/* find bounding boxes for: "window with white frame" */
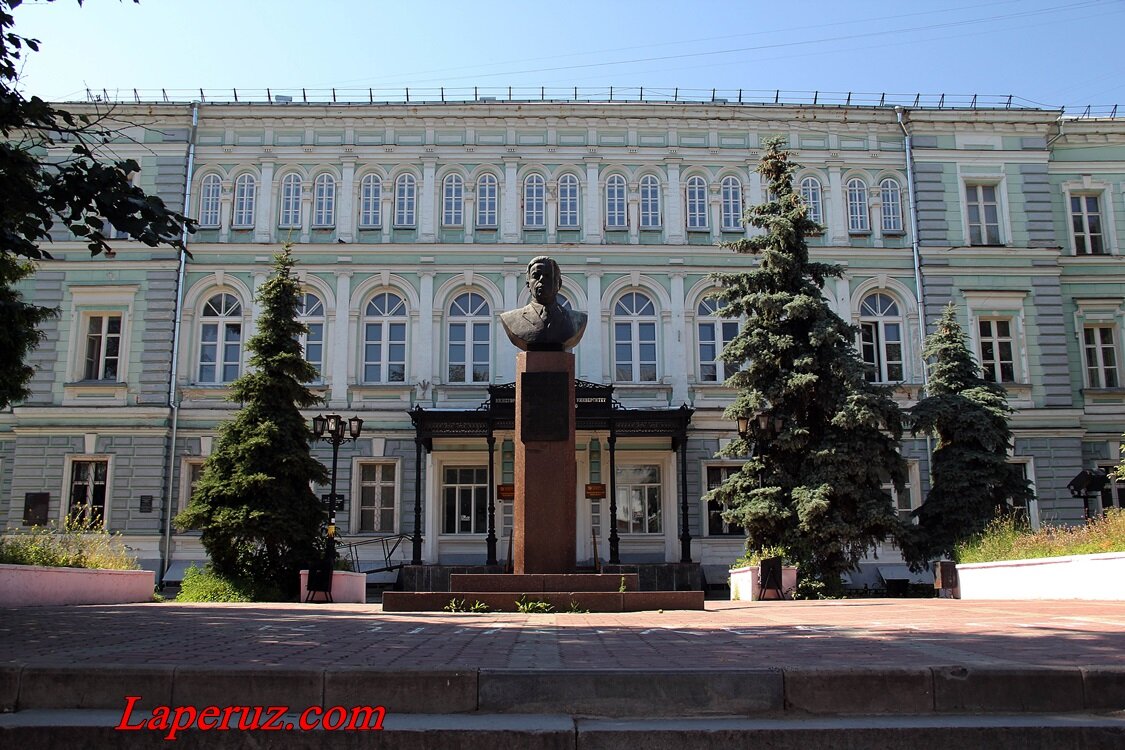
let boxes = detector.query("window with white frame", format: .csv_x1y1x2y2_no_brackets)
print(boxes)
615,464,662,534
198,293,242,384
881,461,918,524
859,293,904,383
977,317,1016,383
83,313,122,381
476,174,498,228
297,291,325,380
706,465,744,535
68,458,108,526
1083,325,1120,388
442,466,488,534
1071,193,1106,255
639,174,661,229
180,458,204,513
721,176,743,230
686,175,708,230
394,174,416,227
359,174,382,227
846,177,870,233
799,176,823,226
523,174,545,228
880,178,904,233
605,174,627,229
232,174,256,228
448,292,491,384
965,183,1002,245
697,297,738,383
613,292,657,382
442,174,464,227
1009,459,1037,527
278,173,302,228
198,174,221,227
362,292,407,383
558,174,580,228
357,462,397,533
312,174,336,227
1097,461,1123,516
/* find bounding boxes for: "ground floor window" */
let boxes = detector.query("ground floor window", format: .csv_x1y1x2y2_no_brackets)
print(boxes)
69,459,108,525
882,461,919,524
705,465,744,535
358,462,397,533
1098,462,1123,516
615,464,662,534
180,458,204,513
442,466,488,534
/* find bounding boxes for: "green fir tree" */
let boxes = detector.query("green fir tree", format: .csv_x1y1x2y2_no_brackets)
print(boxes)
0,255,55,408
707,137,907,588
902,303,1033,567
176,246,328,599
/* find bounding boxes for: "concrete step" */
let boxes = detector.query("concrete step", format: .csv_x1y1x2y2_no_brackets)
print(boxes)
448,573,640,592
381,590,705,612
1,710,1123,749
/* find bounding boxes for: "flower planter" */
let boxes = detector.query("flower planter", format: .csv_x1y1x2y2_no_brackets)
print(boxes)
299,569,367,603
729,564,798,601
0,563,155,607
956,551,1125,601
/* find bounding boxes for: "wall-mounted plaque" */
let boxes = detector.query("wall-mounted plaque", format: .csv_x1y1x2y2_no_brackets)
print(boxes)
585,483,607,499
23,493,49,526
497,483,515,500
520,372,569,442
138,495,154,513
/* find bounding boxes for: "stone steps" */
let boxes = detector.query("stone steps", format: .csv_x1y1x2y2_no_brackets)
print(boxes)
381,590,704,612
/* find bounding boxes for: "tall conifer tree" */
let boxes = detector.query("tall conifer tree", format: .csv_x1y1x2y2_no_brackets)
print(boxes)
176,246,328,598
902,303,1032,566
708,138,907,586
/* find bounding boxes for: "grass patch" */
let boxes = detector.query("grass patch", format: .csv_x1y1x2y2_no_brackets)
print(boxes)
956,509,1125,564
0,518,139,570
175,564,256,602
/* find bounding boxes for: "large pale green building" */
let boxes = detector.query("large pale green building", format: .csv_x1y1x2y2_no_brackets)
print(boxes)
3,98,1123,588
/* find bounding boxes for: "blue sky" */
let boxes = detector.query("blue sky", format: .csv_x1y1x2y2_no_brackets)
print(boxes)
13,0,1125,111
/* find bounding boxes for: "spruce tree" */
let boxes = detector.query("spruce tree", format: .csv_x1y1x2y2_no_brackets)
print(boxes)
176,246,328,598
902,303,1033,566
708,138,907,587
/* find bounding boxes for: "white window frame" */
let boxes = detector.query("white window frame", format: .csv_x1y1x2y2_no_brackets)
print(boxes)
439,462,490,535
882,460,921,525
359,174,382,228
447,292,491,384
703,463,745,536
476,173,499,229
962,179,1007,246
523,173,546,228
198,174,221,228
179,457,205,514
696,296,739,383
720,176,744,231
605,174,627,229
1082,324,1121,389
964,291,1030,386
362,291,409,384
977,316,1018,384
880,177,904,234
614,462,665,535
232,173,256,228
312,173,336,227
685,175,708,231
442,173,464,228
61,454,113,527
1074,299,1125,390
858,292,905,383
278,173,302,228
394,173,417,228
297,291,326,382
352,458,400,534
557,174,580,228
1009,456,1039,530
846,177,870,233
82,312,124,382
67,287,136,387
197,292,244,385
799,176,823,226
639,174,662,229
612,291,658,383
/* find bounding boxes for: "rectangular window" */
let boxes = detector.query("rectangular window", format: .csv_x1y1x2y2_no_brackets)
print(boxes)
557,178,580,228
882,465,917,524
83,314,122,381
442,466,488,534
978,317,1016,383
1071,194,1105,255
199,321,242,384
860,321,904,383
180,459,204,513
966,183,1002,245
447,322,490,383
1084,325,1119,388
615,464,662,534
706,465,744,535
358,462,397,533
69,459,108,525
698,320,739,383
301,322,324,381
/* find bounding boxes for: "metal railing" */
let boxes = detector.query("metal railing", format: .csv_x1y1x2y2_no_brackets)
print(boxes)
337,533,411,575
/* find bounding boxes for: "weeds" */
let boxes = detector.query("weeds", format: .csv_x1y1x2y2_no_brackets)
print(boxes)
956,509,1125,563
515,596,554,613
0,517,138,570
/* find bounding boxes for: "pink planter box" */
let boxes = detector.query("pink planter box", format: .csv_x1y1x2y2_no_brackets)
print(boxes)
298,569,367,603
729,565,799,601
0,563,155,606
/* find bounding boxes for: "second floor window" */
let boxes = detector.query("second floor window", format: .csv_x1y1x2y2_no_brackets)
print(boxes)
394,174,416,227
448,292,490,384
966,184,1001,245
477,174,498,228
558,174,580,228
1084,325,1119,388
232,174,256,227
279,173,302,228
359,174,382,227
198,174,221,227
199,293,242,384
613,291,657,382
605,174,627,229
1071,194,1105,254
312,174,336,227
297,292,324,380
639,174,661,229
847,178,870,233
84,314,122,381
880,178,903,233
721,176,743,230
363,292,407,383
859,292,904,383
442,174,464,227
686,175,708,230
697,298,738,383
523,174,545,228
978,317,1016,383
799,176,823,226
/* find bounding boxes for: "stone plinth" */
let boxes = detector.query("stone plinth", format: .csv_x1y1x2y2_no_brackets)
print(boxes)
449,573,639,593
514,350,576,574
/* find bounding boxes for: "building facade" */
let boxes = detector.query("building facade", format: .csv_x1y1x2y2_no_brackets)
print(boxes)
2,99,1123,585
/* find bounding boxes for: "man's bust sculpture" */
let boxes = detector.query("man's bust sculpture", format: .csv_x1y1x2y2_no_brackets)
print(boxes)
500,256,588,352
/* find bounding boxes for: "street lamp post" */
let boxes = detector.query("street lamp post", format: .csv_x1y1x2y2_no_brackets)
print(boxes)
311,413,364,566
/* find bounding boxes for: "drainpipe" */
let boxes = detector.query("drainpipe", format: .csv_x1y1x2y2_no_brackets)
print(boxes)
159,101,199,588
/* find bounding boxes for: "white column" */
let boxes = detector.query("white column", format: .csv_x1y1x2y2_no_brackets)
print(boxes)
420,160,437,243
584,161,601,244
627,181,640,244
464,187,476,244
380,185,393,244
871,186,885,247
502,161,520,242
708,184,722,243
666,161,684,244
583,271,603,382
546,182,558,244
218,179,232,243
255,161,275,243
418,271,435,387
827,165,846,244
338,160,355,242
299,182,312,243
501,271,521,383
330,272,351,407
668,272,688,404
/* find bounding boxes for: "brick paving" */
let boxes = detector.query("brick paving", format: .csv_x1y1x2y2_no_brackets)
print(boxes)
1,598,1123,671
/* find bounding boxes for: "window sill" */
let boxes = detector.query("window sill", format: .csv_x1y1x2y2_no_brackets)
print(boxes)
352,383,414,406
62,381,128,406
848,230,872,237
180,385,235,404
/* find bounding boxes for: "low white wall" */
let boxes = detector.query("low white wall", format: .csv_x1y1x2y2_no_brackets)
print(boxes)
299,569,367,603
729,565,799,601
0,564,155,606
957,551,1125,600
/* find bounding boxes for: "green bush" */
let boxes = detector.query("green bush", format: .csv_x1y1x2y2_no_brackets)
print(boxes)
176,565,257,602
731,545,790,569
956,509,1125,563
0,518,138,570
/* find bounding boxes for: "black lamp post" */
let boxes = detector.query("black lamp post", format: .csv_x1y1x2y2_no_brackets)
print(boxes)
311,413,364,565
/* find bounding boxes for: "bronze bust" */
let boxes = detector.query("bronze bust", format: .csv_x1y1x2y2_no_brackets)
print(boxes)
500,256,588,352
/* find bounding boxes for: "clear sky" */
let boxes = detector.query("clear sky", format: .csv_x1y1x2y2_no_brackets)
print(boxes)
11,0,1125,111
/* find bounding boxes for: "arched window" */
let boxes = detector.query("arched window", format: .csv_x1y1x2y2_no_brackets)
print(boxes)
639,174,661,229
605,174,627,229
859,292,904,382
198,174,221,227
448,292,491,384
198,293,242,384
297,292,325,380
697,297,739,383
686,175,708,230
312,174,336,227
613,292,657,382
720,176,743,230
442,174,464,227
394,174,416,227
477,174,498,228
523,174,545,228
880,178,903,233
847,178,870,233
232,174,256,228
363,292,407,383
359,174,382,228
799,176,824,226
279,173,302,228
557,174,580,228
